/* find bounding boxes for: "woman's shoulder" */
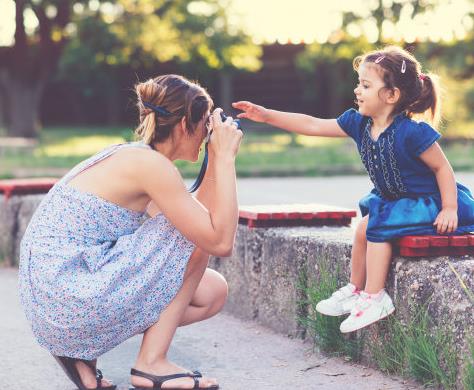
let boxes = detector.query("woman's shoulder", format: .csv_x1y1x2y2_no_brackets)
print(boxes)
110,143,179,180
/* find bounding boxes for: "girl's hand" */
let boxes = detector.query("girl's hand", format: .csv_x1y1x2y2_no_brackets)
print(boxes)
433,207,458,234
232,101,269,123
208,108,243,159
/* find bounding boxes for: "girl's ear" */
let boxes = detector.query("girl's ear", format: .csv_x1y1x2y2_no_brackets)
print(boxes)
386,87,401,105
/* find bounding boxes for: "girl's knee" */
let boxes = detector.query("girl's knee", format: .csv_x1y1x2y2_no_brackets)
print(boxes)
355,216,369,242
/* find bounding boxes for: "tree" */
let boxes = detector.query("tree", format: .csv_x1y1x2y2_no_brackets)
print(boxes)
0,0,261,136
57,0,261,124
0,0,87,137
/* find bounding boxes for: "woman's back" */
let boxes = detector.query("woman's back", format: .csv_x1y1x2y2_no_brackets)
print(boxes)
19,142,196,359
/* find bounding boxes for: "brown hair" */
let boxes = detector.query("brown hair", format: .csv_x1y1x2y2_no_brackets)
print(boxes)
134,74,213,145
353,46,441,126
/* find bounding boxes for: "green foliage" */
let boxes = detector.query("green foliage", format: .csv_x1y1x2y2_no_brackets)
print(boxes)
405,310,457,388
463,339,474,390
369,302,458,389
298,259,364,362
59,0,261,86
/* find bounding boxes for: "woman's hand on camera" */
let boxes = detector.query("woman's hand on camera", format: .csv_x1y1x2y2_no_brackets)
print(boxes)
232,100,268,123
208,108,243,159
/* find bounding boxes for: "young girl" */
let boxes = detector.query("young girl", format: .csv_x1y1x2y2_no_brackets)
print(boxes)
233,46,474,333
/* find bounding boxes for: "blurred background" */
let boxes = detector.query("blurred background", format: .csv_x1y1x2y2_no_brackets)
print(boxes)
0,0,474,179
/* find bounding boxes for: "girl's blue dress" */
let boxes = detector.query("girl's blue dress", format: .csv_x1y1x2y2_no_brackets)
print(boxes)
337,109,474,242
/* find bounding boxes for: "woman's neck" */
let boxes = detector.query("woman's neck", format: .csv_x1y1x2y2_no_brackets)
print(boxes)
153,140,178,161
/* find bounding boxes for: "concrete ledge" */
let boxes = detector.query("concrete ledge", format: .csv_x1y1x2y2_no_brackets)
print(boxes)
0,194,43,266
3,195,473,387
210,224,473,387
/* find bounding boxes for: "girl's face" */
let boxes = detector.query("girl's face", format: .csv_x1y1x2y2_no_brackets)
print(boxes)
354,62,389,117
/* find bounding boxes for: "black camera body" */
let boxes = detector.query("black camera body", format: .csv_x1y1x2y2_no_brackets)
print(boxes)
220,112,242,130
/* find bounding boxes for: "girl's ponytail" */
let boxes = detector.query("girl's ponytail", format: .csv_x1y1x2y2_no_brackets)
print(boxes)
406,73,441,127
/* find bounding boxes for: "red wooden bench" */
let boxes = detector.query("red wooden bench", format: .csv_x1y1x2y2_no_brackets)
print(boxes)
0,178,58,200
238,203,474,257
396,234,474,257
238,204,357,228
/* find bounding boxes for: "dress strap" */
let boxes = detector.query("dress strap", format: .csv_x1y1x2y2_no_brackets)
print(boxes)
59,142,151,185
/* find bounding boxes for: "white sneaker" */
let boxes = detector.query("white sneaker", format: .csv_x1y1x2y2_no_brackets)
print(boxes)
315,283,361,316
339,290,395,333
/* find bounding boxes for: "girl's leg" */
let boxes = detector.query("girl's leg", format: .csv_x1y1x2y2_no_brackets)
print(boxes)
131,248,221,389
350,216,369,290
364,241,392,294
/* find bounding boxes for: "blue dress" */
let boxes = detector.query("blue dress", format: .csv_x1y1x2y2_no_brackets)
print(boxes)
18,142,195,359
337,109,474,242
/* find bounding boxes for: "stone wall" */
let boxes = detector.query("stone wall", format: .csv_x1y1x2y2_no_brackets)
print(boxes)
2,194,473,387
210,225,474,388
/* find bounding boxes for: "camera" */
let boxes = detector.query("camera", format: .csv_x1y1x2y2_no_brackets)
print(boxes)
220,112,242,130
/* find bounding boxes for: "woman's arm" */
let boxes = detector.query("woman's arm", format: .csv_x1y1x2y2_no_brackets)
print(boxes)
137,111,242,256
232,101,347,137
419,142,458,233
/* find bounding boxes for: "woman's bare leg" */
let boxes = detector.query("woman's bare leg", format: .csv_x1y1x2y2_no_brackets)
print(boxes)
179,268,228,327
349,216,368,290
365,241,392,294
131,248,220,389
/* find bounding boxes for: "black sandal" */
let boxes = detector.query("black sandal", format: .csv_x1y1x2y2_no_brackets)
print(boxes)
52,355,117,390
130,367,219,389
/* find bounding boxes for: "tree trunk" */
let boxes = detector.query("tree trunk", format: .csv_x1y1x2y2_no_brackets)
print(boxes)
2,76,42,138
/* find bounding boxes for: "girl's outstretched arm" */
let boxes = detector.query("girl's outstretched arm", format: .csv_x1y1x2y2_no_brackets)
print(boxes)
232,101,347,138
419,142,458,234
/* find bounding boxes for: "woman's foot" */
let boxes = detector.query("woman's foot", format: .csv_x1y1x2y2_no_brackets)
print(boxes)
75,359,114,389
131,359,218,389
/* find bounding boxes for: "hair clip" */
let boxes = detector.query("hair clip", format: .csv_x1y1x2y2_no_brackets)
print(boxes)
374,55,385,64
143,102,172,117
401,59,406,73
419,73,426,81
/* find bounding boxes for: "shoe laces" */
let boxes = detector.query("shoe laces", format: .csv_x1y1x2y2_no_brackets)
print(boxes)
351,292,372,316
332,284,358,300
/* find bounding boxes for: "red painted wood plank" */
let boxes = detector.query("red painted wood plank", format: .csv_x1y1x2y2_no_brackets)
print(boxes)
0,178,57,200
398,236,430,248
429,235,449,247
449,236,469,246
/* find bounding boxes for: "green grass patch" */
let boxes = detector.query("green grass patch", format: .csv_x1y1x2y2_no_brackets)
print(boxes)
2,125,474,178
298,260,364,362
463,339,474,390
369,301,458,389
299,260,465,389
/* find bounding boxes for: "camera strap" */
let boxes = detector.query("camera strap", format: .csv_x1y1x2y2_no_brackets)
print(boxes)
188,117,242,193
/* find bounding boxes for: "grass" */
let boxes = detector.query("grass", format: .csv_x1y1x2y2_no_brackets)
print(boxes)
364,299,458,389
463,339,474,390
2,123,474,178
300,261,468,389
298,260,364,362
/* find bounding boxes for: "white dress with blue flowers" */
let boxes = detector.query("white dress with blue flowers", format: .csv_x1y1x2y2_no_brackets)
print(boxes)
18,142,195,360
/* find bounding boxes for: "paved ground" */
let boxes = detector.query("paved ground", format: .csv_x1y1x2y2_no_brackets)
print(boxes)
233,172,474,210
4,174,474,389
1,268,423,390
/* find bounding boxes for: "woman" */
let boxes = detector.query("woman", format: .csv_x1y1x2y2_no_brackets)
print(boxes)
18,74,242,389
